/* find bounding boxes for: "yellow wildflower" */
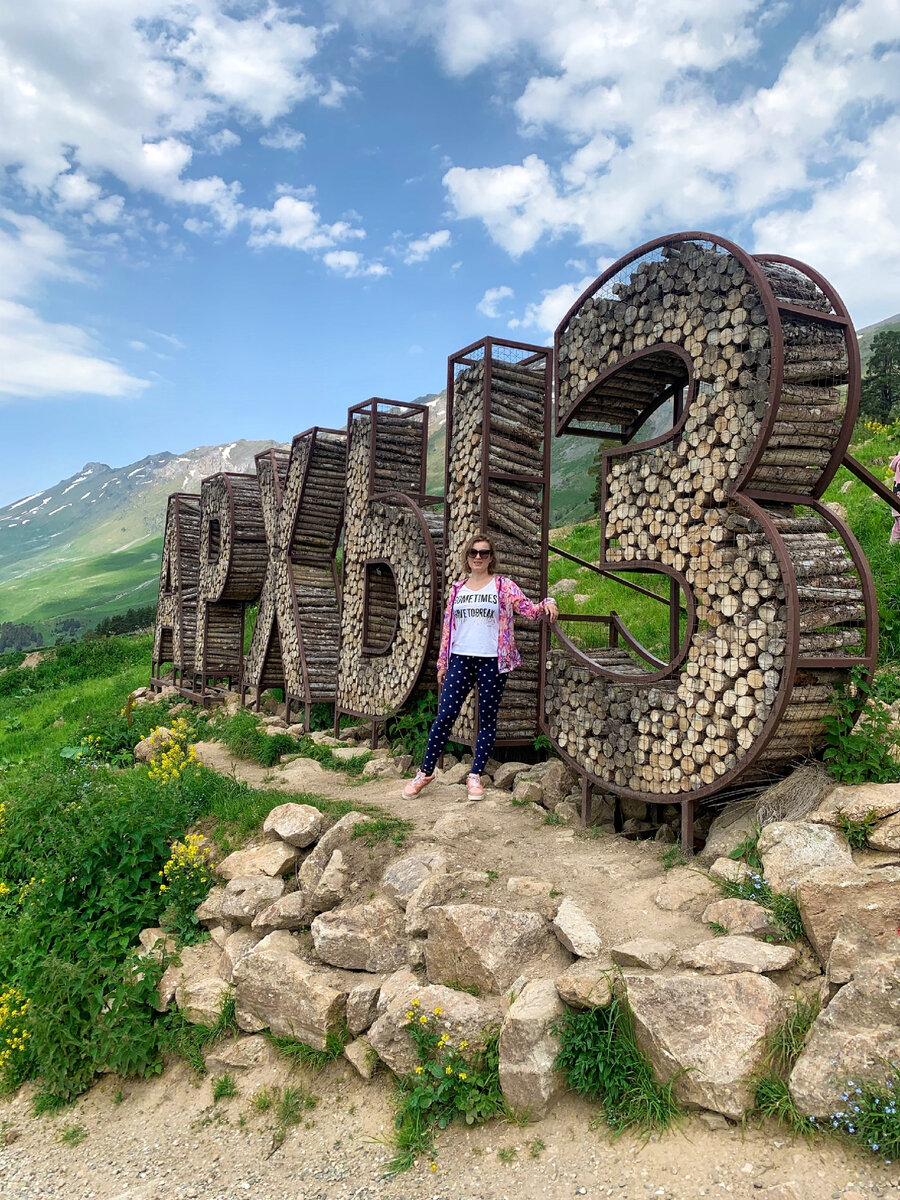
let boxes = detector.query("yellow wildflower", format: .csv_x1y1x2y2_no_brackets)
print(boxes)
411,998,420,1007
445,1066,453,1075
432,1005,443,1016
414,1066,423,1074
459,1072,467,1081
419,1015,428,1025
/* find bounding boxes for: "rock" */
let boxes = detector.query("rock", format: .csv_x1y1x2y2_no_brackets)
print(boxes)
310,850,351,912
507,876,553,899
701,899,771,936
796,864,900,963
679,936,798,975
381,853,446,908
513,779,544,805
376,967,420,1016
552,899,602,958
868,811,900,850
498,979,565,1120
299,812,368,896
233,932,349,1049
329,745,369,761
346,980,383,1034
538,760,579,808
133,726,174,763
810,783,900,825
555,958,614,1009
195,885,228,924
136,927,176,962
344,1037,376,1080
311,896,408,972
554,801,579,825
407,937,426,968
826,913,882,987
435,761,471,786
251,890,313,933
430,813,473,842
426,904,570,993
220,928,264,983
309,731,341,746
698,805,758,864
205,1034,279,1074
407,870,492,937
708,858,750,884
172,945,231,1026
492,762,530,790
367,983,502,1077
654,869,719,912
550,577,577,596
626,971,786,1118
263,803,326,847
757,821,853,894
217,842,298,881
220,876,286,925
611,939,675,971
789,953,900,1118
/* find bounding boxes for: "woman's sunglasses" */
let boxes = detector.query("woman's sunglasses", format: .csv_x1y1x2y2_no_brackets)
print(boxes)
468,549,491,558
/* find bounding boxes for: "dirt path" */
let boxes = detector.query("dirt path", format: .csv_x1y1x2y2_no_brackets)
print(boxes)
2,747,898,1200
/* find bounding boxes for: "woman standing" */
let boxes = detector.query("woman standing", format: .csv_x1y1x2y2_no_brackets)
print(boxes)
403,533,559,801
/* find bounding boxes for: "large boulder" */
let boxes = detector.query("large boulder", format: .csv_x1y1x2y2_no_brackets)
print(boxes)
551,899,602,958
232,931,350,1049
220,876,286,925
298,812,368,903
405,870,489,936
251,890,313,933
539,761,579,809
654,869,718,913
217,842,298,880
555,958,614,1009
626,971,786,1119
789,953,900,1118
825,914,882,987
164,941,231,1025
679,936,798,975
809,783,900,826
311,896,408,973
367,982,502,1077
796,864,900,964
346,979,383,1034
868,812,900,851
498,979,565,1120
381,852,446,908
698,803,757,864
220,928,264,983
309,850,351,912
757,821,853,894
205,1034,280,1074
425,904,571,993
492,762,530,790
610,939,675,971
701,898,771,936
263,803,326,847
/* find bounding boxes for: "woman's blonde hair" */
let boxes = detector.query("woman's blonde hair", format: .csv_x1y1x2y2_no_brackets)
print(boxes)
459,532,499,577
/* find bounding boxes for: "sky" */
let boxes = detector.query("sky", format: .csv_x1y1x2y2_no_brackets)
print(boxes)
1,0,899,506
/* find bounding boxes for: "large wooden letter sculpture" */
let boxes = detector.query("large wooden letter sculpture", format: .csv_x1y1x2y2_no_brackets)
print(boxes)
194,472,268,698
445,338,551,745
336,400,444,725
544,232,874,843
244,430,347,724
152,493,201,690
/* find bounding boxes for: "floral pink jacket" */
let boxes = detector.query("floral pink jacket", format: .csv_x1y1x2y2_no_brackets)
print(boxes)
437,576,549,675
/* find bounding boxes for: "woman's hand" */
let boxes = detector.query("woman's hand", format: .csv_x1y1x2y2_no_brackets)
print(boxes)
437,667,446,687
544,599,559,621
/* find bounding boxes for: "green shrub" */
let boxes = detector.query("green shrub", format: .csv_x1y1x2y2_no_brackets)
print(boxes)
750,995,820,1137
554,991,680,1134
716,871,804,942
384,694,437,764
835,807,880,849
828,1072,900,1160
266,1027,349,1071
823,669,900,784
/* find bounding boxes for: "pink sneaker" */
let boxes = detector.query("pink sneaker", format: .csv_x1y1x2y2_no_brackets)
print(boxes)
466,773,484,800
402,770,435,798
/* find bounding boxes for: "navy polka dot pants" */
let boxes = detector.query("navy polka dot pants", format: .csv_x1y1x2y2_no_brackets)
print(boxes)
421,654,507,776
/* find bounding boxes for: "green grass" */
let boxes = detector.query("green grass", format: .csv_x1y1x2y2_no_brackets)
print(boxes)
554,992,681,1135
749,995,820,1138
351,816,412,848
212,1072,237,1102
266,1028,349,1071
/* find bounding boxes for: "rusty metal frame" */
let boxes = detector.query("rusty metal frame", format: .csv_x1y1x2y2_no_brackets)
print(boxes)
345,397,431,503
446,335,552,750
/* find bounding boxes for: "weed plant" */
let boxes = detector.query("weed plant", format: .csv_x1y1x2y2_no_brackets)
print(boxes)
212,1072,237,1103
749,995,820,1137
164,994,239,1075
835,808,880,849
390,1000,505,1172
554,992,681,1135
0,635,153,700
822,669,900,784
266,1028,349,1071
716,872,804,942
351,816,412,849
827,1073,900,1161
384,694,437,764
728,826,762,871
216,709,296,767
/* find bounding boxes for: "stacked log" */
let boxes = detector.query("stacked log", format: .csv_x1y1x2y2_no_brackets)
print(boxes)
245,431,346,714
547,234,872,802
152,493,200,681
337,408,444,720
195,472,267,682
445,346,550,743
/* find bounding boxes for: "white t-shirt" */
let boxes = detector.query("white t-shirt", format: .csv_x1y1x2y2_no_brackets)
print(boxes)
450,580,500,657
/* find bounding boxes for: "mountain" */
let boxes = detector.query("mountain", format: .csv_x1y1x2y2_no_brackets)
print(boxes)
858,314,900,369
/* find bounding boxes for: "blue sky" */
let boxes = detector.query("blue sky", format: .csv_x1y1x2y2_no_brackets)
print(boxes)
1,0,899,505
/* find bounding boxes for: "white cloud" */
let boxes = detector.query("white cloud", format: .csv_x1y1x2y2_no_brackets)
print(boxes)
129,340,148,351
402,229,451,264
322,250,389,278
0,210,80,298
260,126,307,150
207,128,241,154
509,277,592,335
248,195,364,251
0,300,148,399
476,285,514,318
